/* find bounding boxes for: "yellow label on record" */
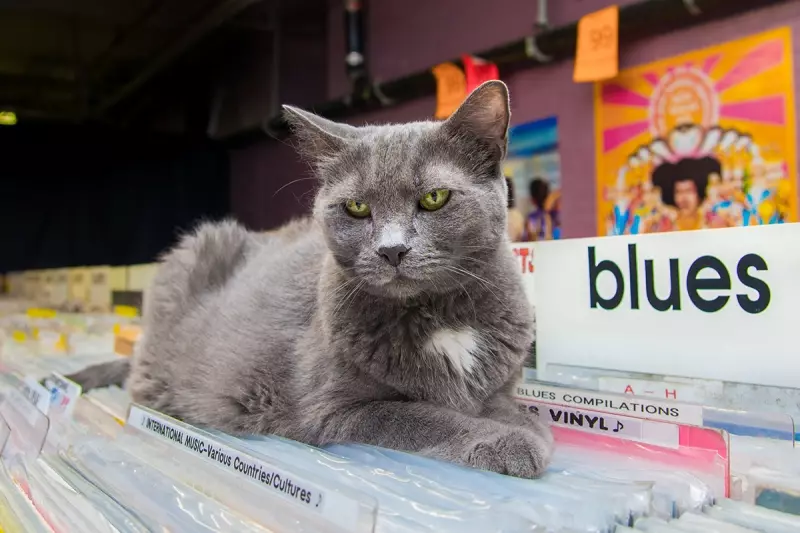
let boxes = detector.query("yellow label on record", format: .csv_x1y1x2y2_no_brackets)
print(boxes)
55,333,68,352
26,307,56,319
114,305,138,318
11,331,26,343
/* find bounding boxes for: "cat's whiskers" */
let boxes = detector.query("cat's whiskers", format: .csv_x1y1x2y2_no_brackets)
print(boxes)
459,255,496,269
294,187,319,205
272,177,318,197
299,267,359,329
454,244,499,252
441,270,477,322
327,275,363,302
341,279,367,317
443,265,499,290
441,265,508,310
333,278,367,316
328,278,358,294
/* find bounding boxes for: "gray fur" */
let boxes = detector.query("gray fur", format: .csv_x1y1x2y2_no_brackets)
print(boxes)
67,359,130,390
68,81,553,478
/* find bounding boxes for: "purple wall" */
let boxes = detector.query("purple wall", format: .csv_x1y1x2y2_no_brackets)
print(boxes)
228,10,328,229
231,0,800,236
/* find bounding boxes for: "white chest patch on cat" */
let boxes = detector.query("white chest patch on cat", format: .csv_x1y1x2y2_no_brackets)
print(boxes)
426,328,479,373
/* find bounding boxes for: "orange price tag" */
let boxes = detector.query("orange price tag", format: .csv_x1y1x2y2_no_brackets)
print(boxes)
431,62,467,119
573,5,619,83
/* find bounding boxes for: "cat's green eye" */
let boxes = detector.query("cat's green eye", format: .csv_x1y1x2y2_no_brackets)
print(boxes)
419,189,451,211
345,199,371,218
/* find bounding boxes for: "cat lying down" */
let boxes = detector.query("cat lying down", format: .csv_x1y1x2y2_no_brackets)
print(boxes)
67,81,553,479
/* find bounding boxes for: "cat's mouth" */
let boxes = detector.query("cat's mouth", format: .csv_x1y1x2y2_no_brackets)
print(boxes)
357,259,444,297
370,268,424,292
380,270,415,285
359,266,453,299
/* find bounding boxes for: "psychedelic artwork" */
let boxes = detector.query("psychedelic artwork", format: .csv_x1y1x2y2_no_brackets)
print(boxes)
503,117,561,242
594,28,797,236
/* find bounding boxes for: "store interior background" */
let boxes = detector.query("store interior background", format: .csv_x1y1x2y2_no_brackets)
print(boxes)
2,0,799,273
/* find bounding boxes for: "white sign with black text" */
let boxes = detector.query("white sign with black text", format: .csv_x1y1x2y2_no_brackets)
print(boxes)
514,382,704,425
43,372,83,418
126,404,364,531
509,242,536,306
534,224,799,389
517,399,680,448
597,376,724,404
21,376,50,415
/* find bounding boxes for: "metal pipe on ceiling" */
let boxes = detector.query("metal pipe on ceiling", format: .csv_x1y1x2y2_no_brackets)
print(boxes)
268,0,282,119
536,0,549,30
344,0,368,102
223,0,792,147
92,0,264,115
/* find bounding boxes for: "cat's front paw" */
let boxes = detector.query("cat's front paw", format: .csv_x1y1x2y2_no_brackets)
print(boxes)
465,427,552,479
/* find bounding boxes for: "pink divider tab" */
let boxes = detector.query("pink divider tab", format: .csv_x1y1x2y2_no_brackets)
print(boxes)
680,424,728,460
680,424,730,497
519,395,730,498
551,424,729,498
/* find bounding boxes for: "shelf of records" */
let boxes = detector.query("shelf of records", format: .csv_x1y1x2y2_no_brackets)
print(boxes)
0,302,798,532
1,263,159,314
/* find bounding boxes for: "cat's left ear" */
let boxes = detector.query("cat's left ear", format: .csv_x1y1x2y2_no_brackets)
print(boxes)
444,80,511,160
283,105,360,165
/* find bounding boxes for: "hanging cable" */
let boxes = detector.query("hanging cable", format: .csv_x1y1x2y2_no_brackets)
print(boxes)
344,0,370,105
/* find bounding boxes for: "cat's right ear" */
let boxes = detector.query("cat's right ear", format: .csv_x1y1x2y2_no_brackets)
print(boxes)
283,106,357,165
443,80,511,161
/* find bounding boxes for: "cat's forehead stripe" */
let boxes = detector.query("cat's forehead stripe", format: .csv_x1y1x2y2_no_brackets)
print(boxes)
327,159,467,201
422,161,466,185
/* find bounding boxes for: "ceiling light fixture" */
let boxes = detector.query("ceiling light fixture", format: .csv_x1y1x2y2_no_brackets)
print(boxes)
0,111,17,126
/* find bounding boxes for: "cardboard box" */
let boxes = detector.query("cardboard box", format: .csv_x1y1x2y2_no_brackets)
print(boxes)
68,268,90,312
87,266,112,312
52,269,70,309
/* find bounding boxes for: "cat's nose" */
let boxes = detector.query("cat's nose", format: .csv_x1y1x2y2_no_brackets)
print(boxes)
378,244,410,267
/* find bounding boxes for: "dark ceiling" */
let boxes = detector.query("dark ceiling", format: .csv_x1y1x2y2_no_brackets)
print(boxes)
0,0,324,132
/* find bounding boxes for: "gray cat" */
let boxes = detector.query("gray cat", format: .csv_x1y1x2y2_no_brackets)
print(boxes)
67,80,553,478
